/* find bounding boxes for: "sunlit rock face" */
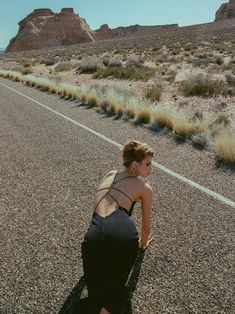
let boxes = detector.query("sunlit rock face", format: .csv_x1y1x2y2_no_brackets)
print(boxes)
5,7,179,53
215,0,235,21
6,8,96,52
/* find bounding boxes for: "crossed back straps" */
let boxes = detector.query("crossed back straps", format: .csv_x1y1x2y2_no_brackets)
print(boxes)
94,172,136,212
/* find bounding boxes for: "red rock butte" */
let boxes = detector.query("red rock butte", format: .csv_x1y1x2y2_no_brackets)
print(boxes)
215,0,235,21
5,7,179,52
6,2,235,53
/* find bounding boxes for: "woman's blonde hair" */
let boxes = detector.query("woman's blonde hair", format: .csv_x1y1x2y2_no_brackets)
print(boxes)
122,140,154,168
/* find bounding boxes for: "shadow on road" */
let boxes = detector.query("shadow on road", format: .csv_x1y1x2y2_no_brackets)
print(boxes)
59,248,146,314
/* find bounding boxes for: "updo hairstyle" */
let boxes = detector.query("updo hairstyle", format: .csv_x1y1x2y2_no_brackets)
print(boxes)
122,140,154,168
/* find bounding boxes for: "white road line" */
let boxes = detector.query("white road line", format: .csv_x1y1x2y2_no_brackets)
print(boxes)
1,81,235,209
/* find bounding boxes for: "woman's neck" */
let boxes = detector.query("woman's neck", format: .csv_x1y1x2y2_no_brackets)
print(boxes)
123,168,138,177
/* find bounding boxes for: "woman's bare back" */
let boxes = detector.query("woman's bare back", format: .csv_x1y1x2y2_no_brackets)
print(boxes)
94,170,143,217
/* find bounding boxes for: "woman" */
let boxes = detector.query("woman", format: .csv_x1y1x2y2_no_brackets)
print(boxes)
81,140,154,314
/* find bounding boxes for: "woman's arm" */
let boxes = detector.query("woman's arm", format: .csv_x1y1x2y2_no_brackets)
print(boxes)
139,182,153,249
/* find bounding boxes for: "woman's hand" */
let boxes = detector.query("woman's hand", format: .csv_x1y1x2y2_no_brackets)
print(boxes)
138,234,154,250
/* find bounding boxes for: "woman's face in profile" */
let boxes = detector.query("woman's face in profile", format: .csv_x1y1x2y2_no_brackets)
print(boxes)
138,155,153,177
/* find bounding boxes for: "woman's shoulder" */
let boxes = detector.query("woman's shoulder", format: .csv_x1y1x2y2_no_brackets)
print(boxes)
135,178,153,195
100,169,117,181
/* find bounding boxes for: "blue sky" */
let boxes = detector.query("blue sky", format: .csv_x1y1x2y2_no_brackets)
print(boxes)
0,0,226,48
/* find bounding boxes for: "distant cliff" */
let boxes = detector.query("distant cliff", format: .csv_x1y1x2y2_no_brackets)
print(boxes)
6,8,115,53
6,8,179,53
215,0,235,21
112,24,178,38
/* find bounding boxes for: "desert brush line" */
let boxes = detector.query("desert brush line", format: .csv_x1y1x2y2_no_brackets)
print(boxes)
0,69,234,163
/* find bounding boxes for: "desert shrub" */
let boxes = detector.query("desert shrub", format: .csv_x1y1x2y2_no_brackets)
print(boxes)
221,86,235,96
54,62,74,72
165,69,177,83
229,58,235,64
170,48,182,56
193,118,210,134
47,75,62,84
11,66,33,75
18,60,32,68
87,95,99,107
145,86,161,102
213,114,231,127
78,56,103,74
214,129,235,163
108,57,122,67
151,103,177,130
188,57,212,67
155,54,168,64
215,56,224,65
184,43,197,51
222,62,235,74
135,106,153,124
226,74,235,86
102,54,111,66
168,56,180,63
44,59,55,66
107,101,124,116
191,134,210,149
94,66,155,81
180,74,225,97
125,58,143,68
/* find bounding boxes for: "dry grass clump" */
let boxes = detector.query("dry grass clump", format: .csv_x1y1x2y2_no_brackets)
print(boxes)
213,113,231,127
125,102,138,119
193,117,211,134
222,61,235,74
107,100,124,116
108,56,122,67
134,105,153,125
151,103,207,138
184,43,198,51
180,74,225,97
18,59,35,68
125,57,144,68
225,74,235,86
42,59,56,66
214,129,235,163
192,111,212,134
59,83,78,99
188,56,212,68
151,103,177,130
54,62,74,72
156,65,177,83
77,56,103,74
173,115,195,137
145,86,161,102
164,69,177,83
155,54,169,64
0,69,24,82
214,55,224,65
11,65,33,75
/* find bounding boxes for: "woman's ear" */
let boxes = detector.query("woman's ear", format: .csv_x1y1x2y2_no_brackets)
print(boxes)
132,160,138,168
132,161,139,173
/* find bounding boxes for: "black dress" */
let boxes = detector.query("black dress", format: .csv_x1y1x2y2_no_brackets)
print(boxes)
81,173,139,313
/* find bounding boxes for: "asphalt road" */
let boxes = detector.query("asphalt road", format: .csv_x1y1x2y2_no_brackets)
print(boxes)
0,77,234,314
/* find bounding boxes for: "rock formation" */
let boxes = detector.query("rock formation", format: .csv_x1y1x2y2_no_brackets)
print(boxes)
5,8,178,53
215,0,235,21
95,24,116,40
6,8,97,52
112,24,178,38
